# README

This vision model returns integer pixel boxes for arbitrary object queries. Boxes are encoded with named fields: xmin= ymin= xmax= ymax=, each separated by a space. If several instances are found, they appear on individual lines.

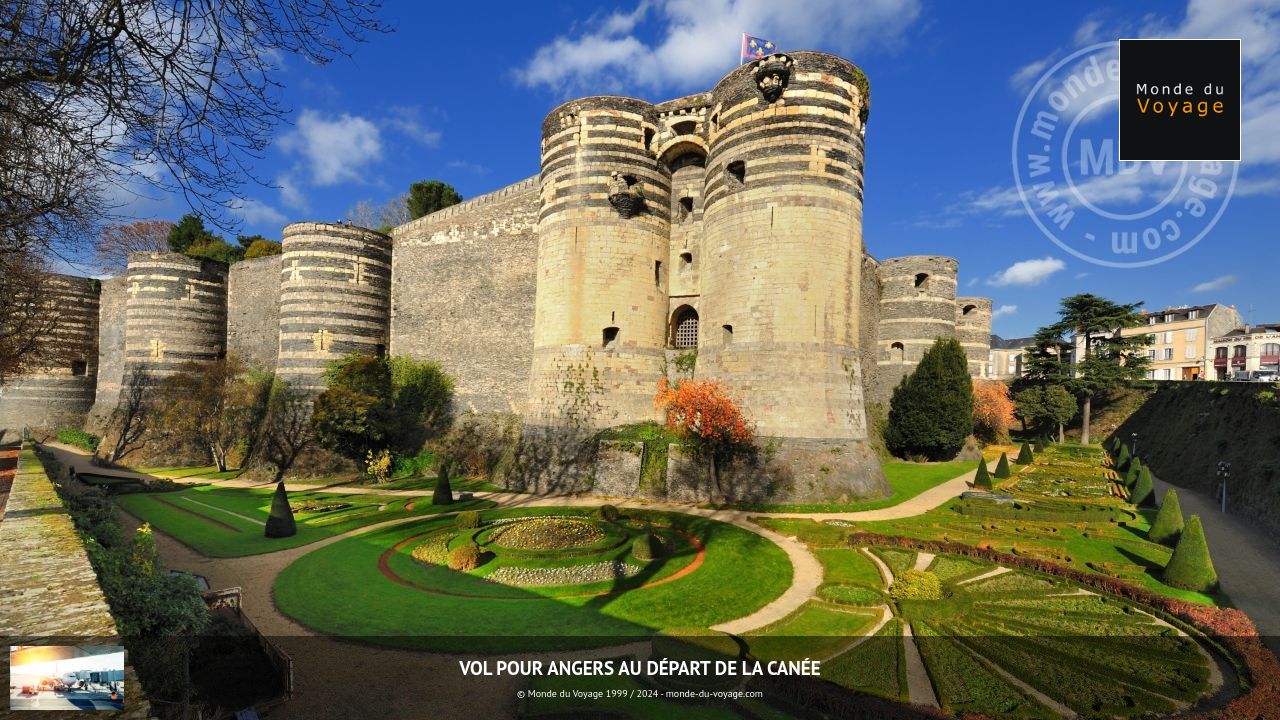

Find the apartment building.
xmin=1072 ymin=303 xmax=1243 ymax=381
xmin=988 ymin=335 xmax=1036 ymax=380
xmin=1209 ymin=323 xmax=1280 ymax=380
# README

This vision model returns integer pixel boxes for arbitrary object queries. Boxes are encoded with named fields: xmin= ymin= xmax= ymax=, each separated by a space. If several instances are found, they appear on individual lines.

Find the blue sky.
xmin=99 ymin=0 xmax=1280 ymax=338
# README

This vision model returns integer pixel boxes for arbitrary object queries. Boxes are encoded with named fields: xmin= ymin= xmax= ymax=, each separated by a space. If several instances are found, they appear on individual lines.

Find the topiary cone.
xmin=1131 ymin=466 xmax=1155 ymax=507
xmin=1016 ymin=441 xmax=1034 ymax=465
xmin=973 ymin=459 xmax=993 ymax=490
xmin=1115 ymin=443 xmax=1131 ymax=471
xmin=1125 ymin=458 xmax=1143 ymax=488
xmin=1163 ymin=515 xmax=1217 ymax=592
xmin=433 ymin=461 xmax=454 ymax=505
xmin=993 ymin=452 xmax=1011 ymax=479
xmin=1149 ymin=489 xmax=1184 ymax=546
xmin=265 ymin=481 xmax=297 ymax=538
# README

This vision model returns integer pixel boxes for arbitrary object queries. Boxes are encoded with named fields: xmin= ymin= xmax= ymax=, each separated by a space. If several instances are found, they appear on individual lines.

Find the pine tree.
xmin=1163 ymin=515 xmax=1217 ymax=592
xmin=994 ymin=452 xmax=1011 ymax=479
xmin=885 ymin=338 xmax=974 ymax=461
xmin=264 ymin=481 xmax=297 ymax=538
xmin=1131 ymin=466 xmax=1154 ymax=506
xmin=1149 ymin=489 xmax=1184 ymax=546
xmin=1016 ymin=441 xmax=1034 ymax=465
xmin=432 ymin=460 xmax=454 ymax=505
xmin=973 ymin=459 xmax=993 ymax=490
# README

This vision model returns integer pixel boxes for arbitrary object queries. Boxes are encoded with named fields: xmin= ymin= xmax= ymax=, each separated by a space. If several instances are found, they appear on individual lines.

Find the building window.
xmin=375 ymin=344 xmax=386 ymax=357
xmin=602 ymin=326 xmax=620 ymax=348
xmin=71 ymin=360 xmax=87 ymax=376
xmin=678 ymin=196 xmax=694 ymax=221
xmin=1189 ymin=310 xmax=1200 ymax=319
xmin=1186 ymin=345 xmax=1196 ymax=359
xmin=1148 ymin=316 xmax=1157 ymax=325
xmin=654 ymin=260 xmax=664 ymax=287
xmin=1215 ymin=347 xmax=1228 ymax=359
xmin=1165 ymin=314 xmax=1174 ymax=323
xmin=725 ymin=160 xmax=745 ymax=189
xmin=671 ymin=306 xmax=699 ymax=348
xmin=672 ymin=120 xmax=696 ymax=136
xmin=1263 ymin=343 xmax=1280 ymax=356
xmin=1162 ymin=348 xmax=1174 ymax=360
xmin=679 ymin=251 xmax=693 ymax=268
xmin=722 ymin=324 xmax=734 ymax=344
xmin=961 ymin=304 xmax=976 ymax=315
xmin=1186 ymin=328 xmax=1198 ymax=341
xmin=890 ymin=341 xmax=905 ymax=362
xmin=643 ymin=127 xmax=655 ymax=149
xmin=1164 ymin=331 xmax=1174 ymax=344
xmin=1146 ymin=349 xmax=1156 ymax=360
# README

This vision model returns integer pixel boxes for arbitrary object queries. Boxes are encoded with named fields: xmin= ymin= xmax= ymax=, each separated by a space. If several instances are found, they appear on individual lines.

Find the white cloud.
xmin=987 ymin=257 xmax=1066 ymax=287
xmin=1191 ymin=274 xmax=1237 ymax=293
xmin=275 ymin=173 xmax=308 ymax=212
xmin=279 ymin=109 xmax=383 ymax=186
xmin=516 ymin=0 xmax=922 ymax=94
xmin=1075 ymin=271 xmax=1090 ymax=279
xmin=992 ymin=304 xmax=1018 ymax=318
xmin=232 ymin=198 xmax=287 ymax=226
xmin=446 ymin=160 xmax=490 ymax=175
xmin=383 ymin=105 xmax=442 ymax=148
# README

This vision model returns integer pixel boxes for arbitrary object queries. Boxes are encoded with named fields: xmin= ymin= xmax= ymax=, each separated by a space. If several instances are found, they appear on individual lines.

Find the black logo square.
xmin=1119 ymin=39 xmax=1240 ymax=161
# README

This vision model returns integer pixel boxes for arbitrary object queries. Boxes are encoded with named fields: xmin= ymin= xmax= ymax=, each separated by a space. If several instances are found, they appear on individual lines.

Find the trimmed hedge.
xmin=973 ymin=459 xmax=993 ymax=490
xmin=632 ymin=532 xmax=664 ymax=561
xmin=597 ymin=504 xmax=620 ymax=521
xmin=264 ymin=482 xmax=297 ymax=538
xmin=1149 ymin=489 xmax=1184 ymax=546
xmin=455 ymin=510 xmax=481 ymax=529
xmin=1163 ymin=515 xmax=1217 ymax=592
xmin=1132 ymin=466 xmax=1155 ymax=507
xmin=993 ymin=452 xmax=1011 ymax=479
xmin=1015 ymin=441 xmax=1034 ymax=465
xmin=432 ymin=463 xmax=454 ymax=506
xmin=447 ymin=543 xmax=482 ymax=572
xmin=56 ymin=428 xmax=100 ymax=453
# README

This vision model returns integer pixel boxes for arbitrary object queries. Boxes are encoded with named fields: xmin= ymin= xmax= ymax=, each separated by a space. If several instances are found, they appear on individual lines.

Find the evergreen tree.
xmin=1163 ymin=515 xmax=1217 ymax=592
xmin=973 ymin=458 xmax=993 ymax=490
xmin=406 ymin=180 xmax=462 ymax=219
xmin=432 ymin=460 xmax=454 ymax=505
xmin=1016 ymin=441 xmax=1034 ymax=465
xmin=167 ymin=213 xmax=217 ymax=252
xmin=885 ymin=338 xmax=975 ymax=461
xmin=1149 ymin=489 xmax=1184 ymax=546
xmin=1131 ymin=466 xmax=1154 ymax=506
xmin=994 ymin=452 xmax=1011 ymax=479
xmin=264 ymin=481 xmax=297 ymax=538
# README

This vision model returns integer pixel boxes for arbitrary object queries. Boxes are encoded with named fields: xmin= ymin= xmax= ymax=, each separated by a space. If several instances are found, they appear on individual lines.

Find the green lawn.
xmin=131 ymin=465 xmax=244 ymax=481
xmin=115 ymin=485 xmax=492 ymax=557
xmin=743 ymin=601 xmax=881 ymax=661
xmin=273 ymin=508 xmax=792 ymax=652
xmin=711 ymin=461 xmax=973 ymax=513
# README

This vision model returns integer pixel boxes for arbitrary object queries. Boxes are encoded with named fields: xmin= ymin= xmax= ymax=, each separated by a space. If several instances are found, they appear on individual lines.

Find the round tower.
xmin=871 ymin=255 xmax=959 ymax=402
xmin=124 ymin=253 xmax=228 ymax=379
xmin=0 ymin=275 xmax=100 ymax=431
xmin=277 ymin=222 xmax=392 ymax=394
xmin=525 ymin=96 xmax=671 ymax=429
xmin=696 ymin=52 xmax=871 ymax=440
xmin=956 ymin=297 xmax=993 ymax=378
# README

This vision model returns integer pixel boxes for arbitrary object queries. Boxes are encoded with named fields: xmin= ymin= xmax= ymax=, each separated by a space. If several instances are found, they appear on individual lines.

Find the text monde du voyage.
xmin=1134 ymin=82 xmax=1229 ymax=118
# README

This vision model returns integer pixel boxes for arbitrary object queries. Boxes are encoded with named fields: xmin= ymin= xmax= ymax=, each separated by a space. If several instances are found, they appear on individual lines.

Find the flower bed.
xmin=487 ymin=561 xmax=642 ymax=587
xmin=486 ymin=517 xmax=607 ymax=550
xmin=290 ymin=499 xmax=353 ymax=514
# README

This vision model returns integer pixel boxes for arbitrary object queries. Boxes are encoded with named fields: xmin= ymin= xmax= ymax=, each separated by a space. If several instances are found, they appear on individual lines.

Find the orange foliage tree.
xmin=654 ymin=379 xmax=753 ymax=487
xmin=972 ymin=379 xmax=1015 ymax=443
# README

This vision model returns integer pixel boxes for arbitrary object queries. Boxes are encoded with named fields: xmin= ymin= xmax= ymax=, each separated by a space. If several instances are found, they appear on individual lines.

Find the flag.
xmin=741 ymin=34 xmax=777 ymax=64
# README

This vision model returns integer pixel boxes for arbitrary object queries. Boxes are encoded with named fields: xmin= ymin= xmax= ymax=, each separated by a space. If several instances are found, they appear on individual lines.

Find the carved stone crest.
xmin=607 ymin=171 xmax=645 ymax=218
xmin=754 ymin=54 xmax=793 ymax=103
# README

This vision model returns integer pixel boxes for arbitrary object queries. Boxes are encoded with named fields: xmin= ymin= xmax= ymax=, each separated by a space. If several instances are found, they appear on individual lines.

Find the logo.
xmin=1012 ymin=42 xmax=1238 ymax=268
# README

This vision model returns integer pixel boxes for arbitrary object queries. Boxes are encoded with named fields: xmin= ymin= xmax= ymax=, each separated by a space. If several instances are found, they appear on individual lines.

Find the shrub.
xmin=392 ymin=449 xmax=435 ymax=478
xmin=264 ymin=481 xmax=297 ymax=538
xmin=598 ymin=504 xmax=620 ymax=521
xmin=56 ymin=428 xmax=101 ymax=453
xmin=972 ymin=379 xmax=1015 ymax=443
xmin=1163 ymin=515 xmax=1217 ymax=592
xmin=632 ymin=532 xmax=665 ymax=561
xmin=885 ymin=338 xmax=974 ymax=460
xmin=889 ymin=569 xmax=942 ymax=601
xmin=993 ymin=452 xmax=1011 ymax=479
xmin=1125 ymin=458 xmax=1143 ymax=488
xmin=1015 ymin=441 xmax=1033 ymax=465
xmin=447 ymin=543 xmax=482 ymax=572
xmin=243 ymin=239 xmax=282 ymax=259
xmin=455 ymin=510 xmax=481 ymax=529
xmin=432 ymin=462 xmax=454 ymax=506
xmin=972 ymin=459 xmax=993 ymax=490
xmin=1131 ymin=466 xmax=1154 ymax=506
xmin=1149 ymin=489 xmax=1184 ymax=546
xmin=1115 ymin=443 xmax=1131 ymax=471
xmin=411 ymin=533 xmax=452 ymax=565
xmin=365 ymin=448 xmax=392 ymax=483
xmin=1033 ymin=434 xmax=1051 ymax=452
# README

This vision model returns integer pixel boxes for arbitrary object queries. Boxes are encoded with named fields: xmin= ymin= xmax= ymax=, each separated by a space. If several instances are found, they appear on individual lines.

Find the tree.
xmin=152 ymin=356 xmax=267 ymax=471
xmin=432 ymin=460 xmax=454 ymax=505
xmin=347 ymin=193 xmax=411 ymax=232
xmin=654 ymin=378 xmax=754 ymax=490
xmin=94 ymin=221 xmax=173 ymax=274
xmin=387 ymin=355 xmax=454 ymax=450
xmin=993 ymin=452 xmax=1011 ymax=479
xmin=885 ymin=338 xmax=974 ymax=460
xmin=1162 ymin=515 xmax=1217 ymax=592
xmin=103 ymin=364 xmax=153 ymax=463
xmin=1125 ymin=457 xmax=1143 ymax=488
xmin=1027 ymin=294 xmax=1150 ymax=444
xmin=1131 ymin=466 xmax=1154 ymax=506
xmin=1149 ymin=489 xmax=1184 ymax=546
xmin=1015 ymin=441 xmax=1034 ymax=465
xmin=259 ymin=380 xmax=314 ymax=483
xmin=1013 ymin=385 xmax=1076 ymax=443
xmin=973 ymin=458 xmax=993 ymax=490
xmin=264 ymin=482 xmax=298 ymax=538
xmin=244 ymin=239 xmax=283 ymax=259
xmin=0 ymin=253 xmax=72 ymax=385
xmin=406 ymin=180 xmax=462 ymax=219
xmin=972 ymin=380 xmax=1015 ymax=443
xmin=1 ymin=0 xmax=388 ymax=260
xmin=167 ymin=214 xmax=220 ymax=253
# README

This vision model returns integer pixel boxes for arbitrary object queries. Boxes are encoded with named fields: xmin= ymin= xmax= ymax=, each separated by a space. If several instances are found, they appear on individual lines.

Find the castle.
xmin=0 ymin=52 xmax=991 ymax=502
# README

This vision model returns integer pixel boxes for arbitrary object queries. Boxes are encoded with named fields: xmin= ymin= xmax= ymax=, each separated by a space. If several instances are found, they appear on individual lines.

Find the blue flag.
xmin=741 ymin=34 xmax=777 ymax=64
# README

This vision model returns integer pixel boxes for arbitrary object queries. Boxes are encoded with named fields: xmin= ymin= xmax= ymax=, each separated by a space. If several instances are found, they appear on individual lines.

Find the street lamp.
xmin=1131 ymin=432 xmax=1139 ymax=457
xmin=1217 ymin=461 xmax=1231 ymax=513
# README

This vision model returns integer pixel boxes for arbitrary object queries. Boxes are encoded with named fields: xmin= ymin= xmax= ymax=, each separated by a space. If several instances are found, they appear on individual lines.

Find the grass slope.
xmin=715 ymin=461 xmax=972 ymax=513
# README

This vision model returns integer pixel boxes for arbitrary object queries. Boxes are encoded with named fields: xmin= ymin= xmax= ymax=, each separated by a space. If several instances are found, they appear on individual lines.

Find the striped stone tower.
xmin=0 ymin=274 xmax=100 ymax=432
xmin=524 ymin=96 xmax=671 ymax=429
xmin=123 ymin=253 xmax=228 ymax=379
xmin=873 ymin=255 xmax=959 ymax=401
xmin=956 ymin=297 xmax=993 ymax=378
xmin=277 ymin=222 xmax=393 ymax=395
xmin=696 ymin=51 xmax=872 ymax=440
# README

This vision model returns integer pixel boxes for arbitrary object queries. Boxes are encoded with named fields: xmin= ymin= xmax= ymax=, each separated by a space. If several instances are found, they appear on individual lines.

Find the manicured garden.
xmin=713 ymin=460 xmax=975 ymax=514
xmin=114 ymin=484 xmax=492 ymax=557
xmin=273 ymin=507 xmax=792 ymax=652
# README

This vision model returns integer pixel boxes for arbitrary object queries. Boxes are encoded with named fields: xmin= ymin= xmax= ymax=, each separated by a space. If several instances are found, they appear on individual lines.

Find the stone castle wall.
xmin=87 ymin=277 xmax=127 ymax=430
xmin=227 ymin=254 xmax=283 ymax=371
xmin=868 ymin=255 xmax=960 ymax=405
xmin=956 ymin=296 xmax=993 ymax=378
xmin=124 ymin=252 xmax=228 ymax=379
xmin=390 ymin=178 xmax=540 ymax=415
